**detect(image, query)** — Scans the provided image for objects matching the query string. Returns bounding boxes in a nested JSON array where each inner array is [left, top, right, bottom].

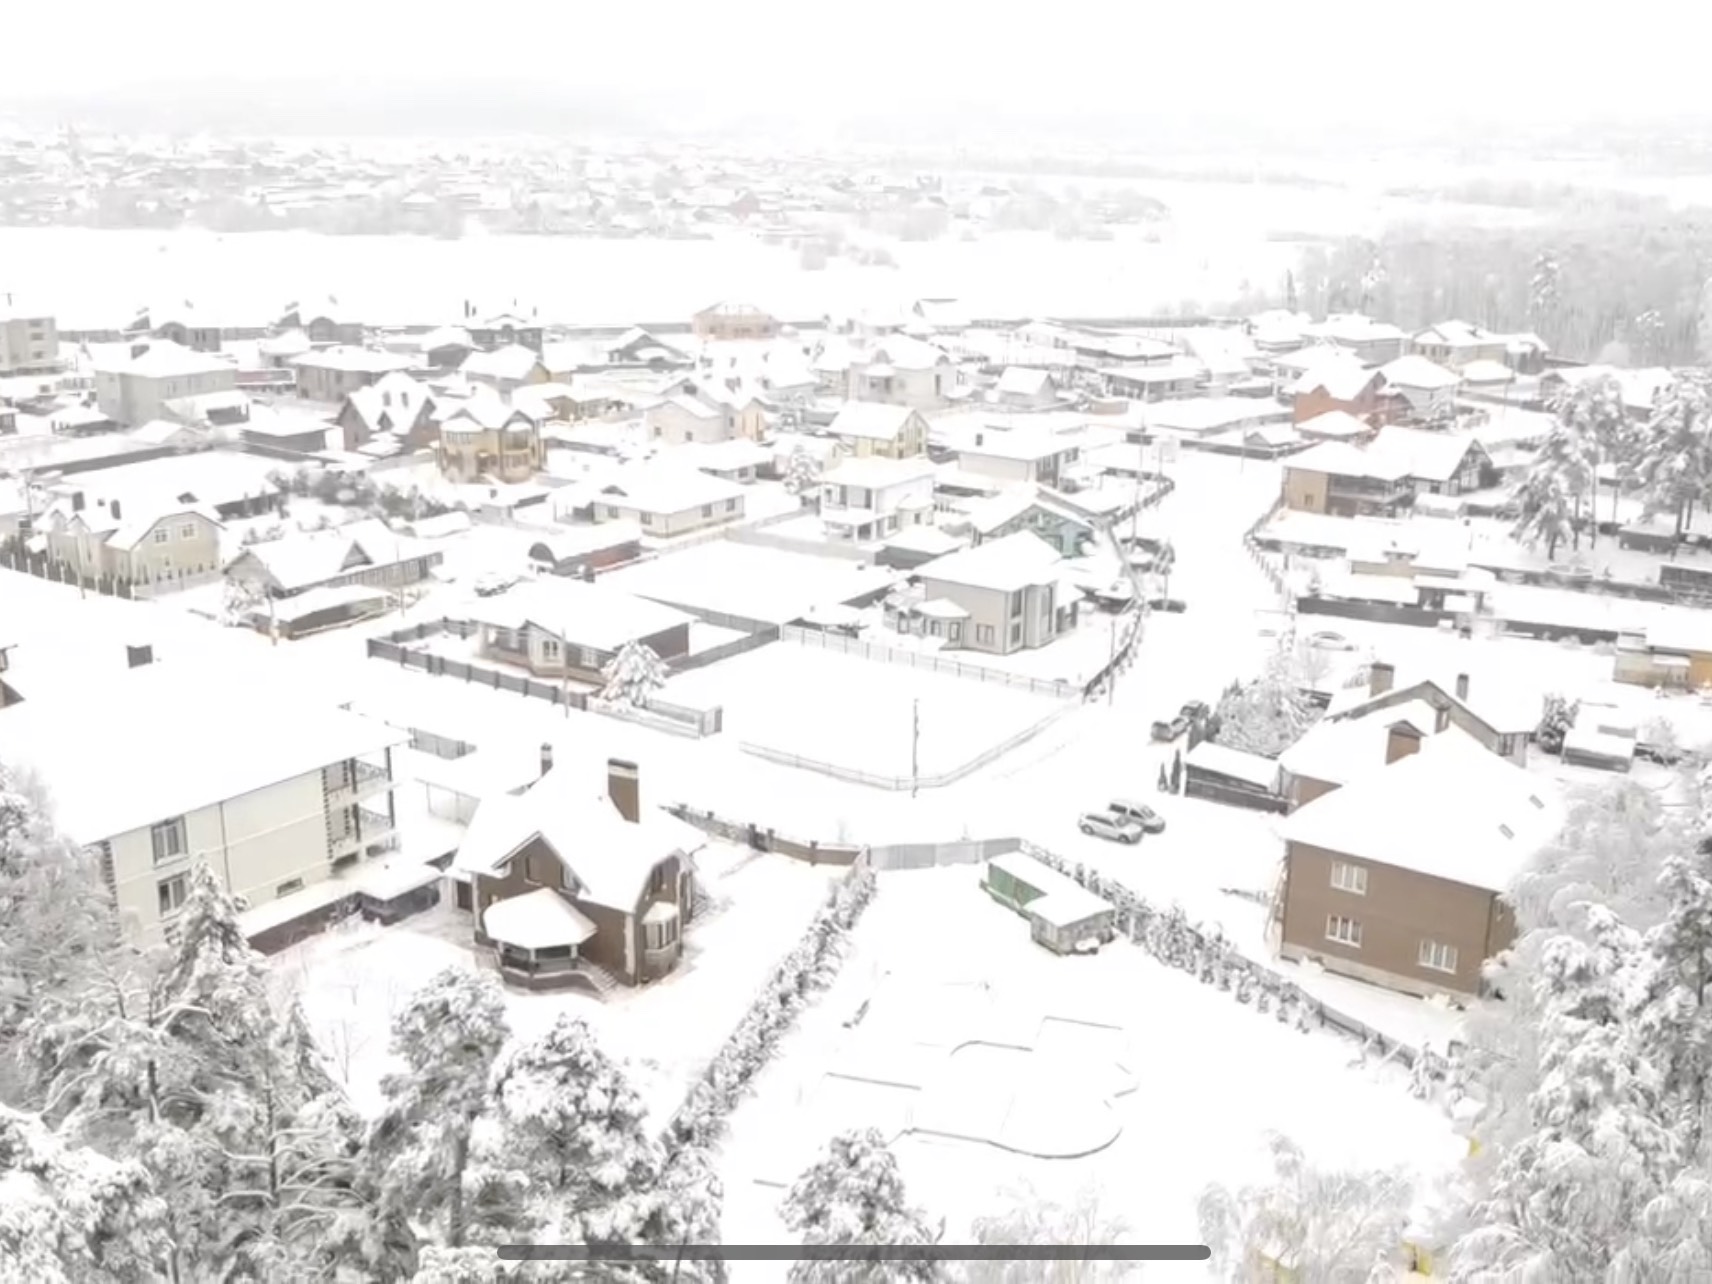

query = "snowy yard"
[[664, 642, 1066, 779], [273, 844, 843, 1123], [601, 540, 900, 626], [718, 865, 1463, 1271]]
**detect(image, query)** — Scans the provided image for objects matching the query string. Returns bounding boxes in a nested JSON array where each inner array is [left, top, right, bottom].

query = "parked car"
[[1151, 715, 1192, 742], [1108, 799, 1167, 833], [473, 572, 520, 597], [1078, 810, 1145, 844], [1148, 597, 1188, 613], [1308, 630, 1355, 651], [1180, 700, 1210, 724]]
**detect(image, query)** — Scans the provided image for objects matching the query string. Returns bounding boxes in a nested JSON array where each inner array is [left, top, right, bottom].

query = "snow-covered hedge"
[[662, 860, 879, 1155], [1019, 843, 1453, 1093]]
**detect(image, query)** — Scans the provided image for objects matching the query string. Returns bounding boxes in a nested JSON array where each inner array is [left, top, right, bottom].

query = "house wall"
[[295, 363, 387, 404], [109, 769, 334, 946], [910, 577, 1058, 655], [649, 402, 732, 445], [489, 620, 692, 680], [466, 364, 549, 395], [119, 514, 224, 583], [1284, 773, 1340, 809], [599, 495, 744, 536], [1293, 382, 1378, 425], [440, 422, 543, 483], [154, 322, 224, 353], [101, 366, 238, 426], [1281, 467, 1330, 513], [0, 314, 58, 375], [1279, 840, 1511, 998], [849, 363, 948, 410], [693, 312, 779, 341]]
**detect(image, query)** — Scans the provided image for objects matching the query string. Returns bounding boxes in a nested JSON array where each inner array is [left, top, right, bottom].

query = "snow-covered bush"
[[1212, 639, 1320, 757], [780, 1128, 944, 1283], [600, 641, 669, 708], [783, 445, 821, 497]]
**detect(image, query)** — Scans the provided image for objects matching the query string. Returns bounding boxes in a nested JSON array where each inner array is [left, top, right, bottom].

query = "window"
[[1329, 862, 1367, 895], [724, 498, 738, 512], [1498, 823, 1514, 839], [1010, 621, 1022, 645], [1325, 915, 1363, 948], [976, 624, 995, 645], [151, 817, 187, 865], [157, 874, 189, 918], [179, 523, 196, 540], [649, 864, 669, 895], [153, 528, 170, 545], [276, 878, 304, 896], [644, 913, 680, 951], [701, 504, 714, 518], [1009, 591, 1023, 619], [1419, 940, 1459, 974], [541, 639, 561, 661]]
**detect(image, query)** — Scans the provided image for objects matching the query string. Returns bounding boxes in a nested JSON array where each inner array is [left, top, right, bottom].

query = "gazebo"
[[481, 887, 598, 990]]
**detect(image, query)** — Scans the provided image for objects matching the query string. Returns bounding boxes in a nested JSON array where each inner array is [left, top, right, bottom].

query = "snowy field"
[[602, 541, 900, 626], [272, 843, 843, 1122], [718, 866, 1464, 1273], [664, 642, 1067, 779]]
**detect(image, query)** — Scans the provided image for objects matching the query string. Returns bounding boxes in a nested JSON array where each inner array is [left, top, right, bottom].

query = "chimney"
[[1385, 722, 1422, 765], [109, 499, 122, 520], [1369, 661, 1394, 697], [607, 758, 640, 823], [1455, 673, 1469, 702], [540, 742, 554, 779], [126, 643, 153, 668]]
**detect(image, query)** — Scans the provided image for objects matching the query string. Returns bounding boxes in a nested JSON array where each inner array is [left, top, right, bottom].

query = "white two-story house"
[[891, 530, 1077, 654], [818, 456, 937, 542], [846, 336, 955, 410], [95, 340, 238, 427]]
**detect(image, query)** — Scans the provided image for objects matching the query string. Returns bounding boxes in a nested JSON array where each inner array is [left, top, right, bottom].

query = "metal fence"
[[670, 624, 780, 673], [778, 625, 1082, 699]]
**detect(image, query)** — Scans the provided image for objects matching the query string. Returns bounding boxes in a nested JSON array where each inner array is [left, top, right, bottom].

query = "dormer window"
[[1498, 823, 1515, 839]]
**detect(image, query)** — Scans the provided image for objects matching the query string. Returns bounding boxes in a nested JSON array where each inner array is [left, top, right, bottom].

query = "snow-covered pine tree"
[[409, 1244, 524, 1283], [783, 445, 822, 497], [490, 1013, 665, 1252], [1234, 969, 1253, 1005], [779, 1128, 945, 1284], [651, 1146, 728, 1284], [0, 761, 118, 1085], [1255, 983, 1271, 1016], [1534, 692, 1579, 755], [600, 640, 669, 708], [1529, 250, 1560, 340], [1633, 370, 1712, 546], [369, 967, 512, 1254], [1453, 909, 1677, 1281], [0, 1103, 168, 1282], [1510, 454, 1578, 560], [1212, 639, 1319, 757], [1196, 1133, 1412, 1283], [1638, 852, 1712, 1158]]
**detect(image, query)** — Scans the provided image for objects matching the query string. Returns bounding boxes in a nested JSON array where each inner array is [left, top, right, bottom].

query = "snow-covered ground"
[[274, 843, 842, 1121], [718, 865, 1464, 1278], [665, 642, 1066, 779], [602, 540, 900, 627]]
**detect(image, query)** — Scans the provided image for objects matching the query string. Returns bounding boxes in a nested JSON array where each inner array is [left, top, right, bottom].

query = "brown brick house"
[[1290, 359, 1385, 425], [451, 754, 704, 991], [1272, 733, 1562, 999]]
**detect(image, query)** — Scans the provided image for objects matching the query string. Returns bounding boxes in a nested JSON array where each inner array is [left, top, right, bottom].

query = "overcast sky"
[[8, 1, 1712, 134]]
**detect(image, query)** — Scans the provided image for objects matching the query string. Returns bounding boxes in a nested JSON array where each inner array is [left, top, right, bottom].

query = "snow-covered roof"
[[996, 367, 1054, 397], [461, 344, 545, 383], [292, 346, 415, 376], [953, 427, 1085, 463], [1291, 357, 1379, 402], [820, 456, 936, 490], [674, 438, 774, 473], [1285, 440, 1407, 482], [230, 517, 418, 593], [1307, 314, 1407, 345], [459, 578, 692, 652], [1278, 733, 1563, 892], [649, 394, 723, 422], [95, 339, 234, 380], [598, 465, 746, 516], [453, 765, 704, 911], [916, 530, 1062, 593], [483, 886, 598, 949], [1296, 409, 1373, 439], [0, 665, 407, 846], [1279, 698, 1446, 787], [1184, 741, 1281, 790], [1459, 359, 1516, 385], [858, 335, 949, 372], [527, 520, 644, 563], [1379, 355, 1462, 391], [1145, 396, 1290, 434], [1369, 426, 1484, 484], [828, 401, 920, 442], [882, 525, 966, 556]]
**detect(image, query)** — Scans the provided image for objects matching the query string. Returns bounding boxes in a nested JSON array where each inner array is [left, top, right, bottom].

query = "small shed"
[[1561, 722, 1637, 773], [1183, 741, 1287, 812], [526, 520, 644, 577], [982, 852, 1117, 955]]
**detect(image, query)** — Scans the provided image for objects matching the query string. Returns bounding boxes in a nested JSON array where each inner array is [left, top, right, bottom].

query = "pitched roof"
[[916, 529, 1062, 592], [229, 518, 412, 593], [451, 766, 705, 911], [1369, 426, 1485, 483], [96, 339, 234, 380], [1379, 355, 1462, 391], [829, 401, 919, 442], [343, 372, 435, 436], [1297, 409, 1375, 439], [997, 367, 1053, 397], [860, 335, 949, 371], [461, 344, 545, 382], [598, 465, 746, 515], [1278, 732, 1563, 892], [292, 346, 415, 376], [459, 577, 693, 652], [1292, 357, 1379, 402], [1284, 440, 1407, 482]]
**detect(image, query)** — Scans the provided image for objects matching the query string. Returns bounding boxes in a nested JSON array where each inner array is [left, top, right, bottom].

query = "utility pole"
[[1107, 615, 1118, 707], [910, 698, 920, 799]]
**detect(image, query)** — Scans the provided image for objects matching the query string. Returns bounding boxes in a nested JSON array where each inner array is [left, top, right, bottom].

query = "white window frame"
[[644, 914, 679, 951], [179, 523, 197, 540], [1418, 939, 1459, 974], [540, 638, 561, 661], [151, 816, 187, 865], [976, 624, 995, 645], [1329, 861, 1368, 895], [1325, 915, 1363, 948], [157, 873, 189, 918], [153, 527, 170, 545]]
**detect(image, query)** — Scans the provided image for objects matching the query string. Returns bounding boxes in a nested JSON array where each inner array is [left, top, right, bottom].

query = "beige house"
[[895, 530, 1077, 654], [646, 395, 735, 445], [44, 499, 224, 588], [437, 391, 546, 483], [460, 580, 694, 681], [692, 301, 779, 341], [0, 306, 58, 376], [594, 468, 747, 537], [460, 344, 551, 394], [95, 340, 238, 427], [291, 347, 416, 403], [1274, 732, 1562, 999], [827, 402, 928, 458], [0, 664, 407, 949]]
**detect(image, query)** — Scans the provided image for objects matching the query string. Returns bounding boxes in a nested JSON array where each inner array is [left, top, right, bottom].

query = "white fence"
[[778, 625, 1082, 699]]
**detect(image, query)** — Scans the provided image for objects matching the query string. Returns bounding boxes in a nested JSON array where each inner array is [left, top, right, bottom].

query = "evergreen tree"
[[489, 1013, 664, 1249], [370, 967, 512, 1254], [779, 1129, 944, 1284], [0, 1103, 169, 1282], [1638, 852, 1712, 1157], [783, 445, 822, 497], [1634, 371, 1712, 545], [600, 640, 669, 708], [1453, 909, 1677, 1280], [1510, 448, 1578, 560], [1212, 639, 1318, 757]]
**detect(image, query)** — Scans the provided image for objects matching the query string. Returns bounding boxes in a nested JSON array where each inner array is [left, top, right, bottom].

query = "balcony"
[[328, 802, 398, 860], [323, 756, 395, 807]]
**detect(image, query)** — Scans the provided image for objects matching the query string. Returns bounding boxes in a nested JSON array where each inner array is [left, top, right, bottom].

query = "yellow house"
[[1614, 622, 1712, 690], [437, 392, 546, 484], [827, 401, 927, 459], [45, 499, 224, 588]]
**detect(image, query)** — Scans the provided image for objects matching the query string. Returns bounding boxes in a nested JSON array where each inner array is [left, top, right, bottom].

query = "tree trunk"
[[447, 1131, 469, 1248]]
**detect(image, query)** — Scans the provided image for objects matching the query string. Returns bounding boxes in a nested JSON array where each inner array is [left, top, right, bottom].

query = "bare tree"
[[965, 1182, 1142, 1283]]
